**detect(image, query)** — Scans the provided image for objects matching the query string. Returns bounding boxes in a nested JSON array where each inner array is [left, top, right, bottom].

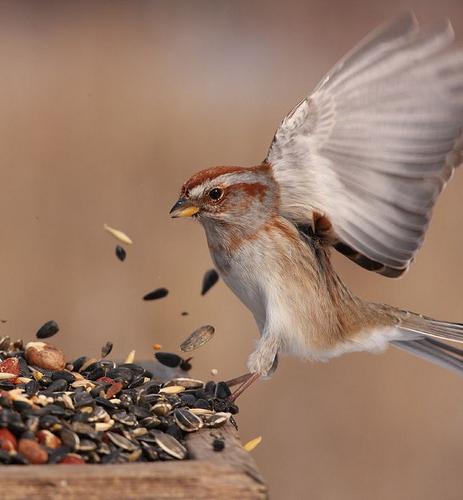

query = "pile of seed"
[[0, 336, 237, 465]]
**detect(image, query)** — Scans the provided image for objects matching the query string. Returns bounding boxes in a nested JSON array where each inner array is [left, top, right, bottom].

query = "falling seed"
[[211, 368, 218, 376], [201, 269, 219, 295], [125, 350, 136, 364], [180, 325, 215, 352], [143, 288, 169, 301], [101, 341, 113, 358], [181, 312, 189, 316], [115, 245, 126, 262], [243, 436, 262, 452], [104, 224, 133, 245], [152, 343, 162, 351], [155, 352, 182, 368], [36, 320, 60, 339]]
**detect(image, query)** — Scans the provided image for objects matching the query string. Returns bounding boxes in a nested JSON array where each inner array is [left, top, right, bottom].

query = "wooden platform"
[[2, 424, 267, 500]]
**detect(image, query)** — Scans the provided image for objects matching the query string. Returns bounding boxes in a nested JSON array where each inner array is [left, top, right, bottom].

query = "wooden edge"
[[1, 424, 268, 500]]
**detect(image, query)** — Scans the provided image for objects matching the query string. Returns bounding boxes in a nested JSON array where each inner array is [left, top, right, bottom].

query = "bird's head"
[[170, 164, 278, 228]]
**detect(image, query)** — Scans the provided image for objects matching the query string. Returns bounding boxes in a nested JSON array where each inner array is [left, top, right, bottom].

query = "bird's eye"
[[208, 188, 223, 201]]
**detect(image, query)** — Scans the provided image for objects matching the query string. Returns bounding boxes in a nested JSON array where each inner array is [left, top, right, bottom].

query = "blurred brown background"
[[0, 0, 462, 498]]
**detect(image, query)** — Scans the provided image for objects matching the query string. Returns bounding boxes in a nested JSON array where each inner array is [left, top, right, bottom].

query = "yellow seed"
[[152, 343, 162, 351], [243, 436, 262, 452], [104, 224, 133, 245], [159, 386, 185, 394], [125, 350, 135, 364]]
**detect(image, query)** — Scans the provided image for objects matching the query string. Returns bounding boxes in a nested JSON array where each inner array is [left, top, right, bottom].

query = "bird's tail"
[[392, 314, 463, 375]]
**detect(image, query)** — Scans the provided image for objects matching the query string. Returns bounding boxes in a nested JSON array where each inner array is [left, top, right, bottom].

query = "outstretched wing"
[[267, 12, 463, 277]]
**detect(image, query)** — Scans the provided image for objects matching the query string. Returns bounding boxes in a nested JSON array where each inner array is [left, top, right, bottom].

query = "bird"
[[170, 12, 463, 399]]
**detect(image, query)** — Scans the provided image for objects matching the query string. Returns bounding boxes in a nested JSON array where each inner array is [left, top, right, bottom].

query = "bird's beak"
[[169, 197, 200, 218]]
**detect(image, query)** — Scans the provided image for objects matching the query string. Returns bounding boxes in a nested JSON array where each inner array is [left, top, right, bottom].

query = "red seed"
[[59, 453, 85, 464], [0, 358, 20, 376], [106, 381, 123, 399], [18, 439, 48, 464], [96, 377, 116, 385], [0, 428, 17, 452]]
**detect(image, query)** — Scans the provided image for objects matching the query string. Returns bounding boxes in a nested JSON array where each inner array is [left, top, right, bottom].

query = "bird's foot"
[[226, 372, 260, 402]]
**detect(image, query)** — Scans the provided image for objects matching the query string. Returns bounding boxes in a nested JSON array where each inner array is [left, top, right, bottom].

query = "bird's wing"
[[267, 12, 463, 277]]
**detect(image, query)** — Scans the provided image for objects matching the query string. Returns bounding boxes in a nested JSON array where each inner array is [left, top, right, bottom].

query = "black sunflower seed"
[[215, 381, 231, 399], [51, 371, 75, 383], [115, 245, 126, 262], [71, 356, 87, 372], [45, 379, 68, 393], [201, 269, 219, 295], [101, 341, 113, 358], [143, 288, 169, 301], [48, 446, 71, 464], [36, 320, 60, 339], [154, 352, 182, 368]]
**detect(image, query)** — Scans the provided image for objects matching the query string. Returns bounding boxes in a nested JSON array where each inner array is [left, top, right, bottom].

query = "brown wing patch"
[[334, 241, 407, 278]]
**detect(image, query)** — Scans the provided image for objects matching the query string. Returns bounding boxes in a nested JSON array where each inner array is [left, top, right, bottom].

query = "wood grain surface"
[[1, 424, 268, 500]]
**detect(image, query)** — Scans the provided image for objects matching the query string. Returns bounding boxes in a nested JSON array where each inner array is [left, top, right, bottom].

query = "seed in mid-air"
[[103, 224, 133, 245], [180, 325, 215, 352], [143, 288, 169, 301], [201, 269, 219, 296], [36, 320, 60, 339], [243, 436, 262, 452], [115, 245, 126, 261], [100, 341, 113, 358]]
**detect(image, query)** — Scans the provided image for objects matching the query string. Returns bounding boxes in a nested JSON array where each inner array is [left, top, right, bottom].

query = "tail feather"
[[392, 337, 463, 376]]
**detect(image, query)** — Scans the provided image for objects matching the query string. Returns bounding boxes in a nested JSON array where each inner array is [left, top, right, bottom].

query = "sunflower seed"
[[174, 408, 203, 432], [153, 431, 187, 460], [203, 412, 231, 428], [143, 288, 169, 301], [78, 439, 97, 452], [165, 378, 204, 389], [154, 352, 182, 368], [104, 224, 133, 245], [201, 269, 219, 295], [107, 432, 139, 452], [60, 428, 80, 450], [152, 401, 172, 416], [36, 320, 60, 339], [115, 245, 126, 262], [112, 411, 137, 426], [101, 341, 113, 358], [94, 420, 115, 432], [180, 325, 215, 352]]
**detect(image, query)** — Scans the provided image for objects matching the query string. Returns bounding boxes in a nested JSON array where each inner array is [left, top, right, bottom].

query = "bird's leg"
[[228, 372, 260, 402], [225, 372, 254, 387]]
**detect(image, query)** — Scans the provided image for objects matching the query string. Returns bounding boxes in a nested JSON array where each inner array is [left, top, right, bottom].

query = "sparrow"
[[170, 13, 463, 398]]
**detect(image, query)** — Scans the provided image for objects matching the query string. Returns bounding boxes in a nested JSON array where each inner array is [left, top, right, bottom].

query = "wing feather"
[[267, 12, 463, 277]]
